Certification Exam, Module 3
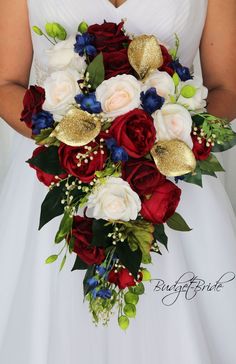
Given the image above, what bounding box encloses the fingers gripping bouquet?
[21,20,236,329]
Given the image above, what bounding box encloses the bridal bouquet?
[21,20,236,329]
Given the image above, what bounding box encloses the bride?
[0,0,236,363]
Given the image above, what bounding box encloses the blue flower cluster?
[105,138,129,163]
[32,110,54,135]
[75,93,102,114]
[140,87,165,114]
[74,33,97,57]
[87,265,112,299]
[170,60,192,81]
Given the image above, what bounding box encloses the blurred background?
[0,54,236,213]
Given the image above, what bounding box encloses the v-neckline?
[104,0,128,10]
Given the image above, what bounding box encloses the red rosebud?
[72,216,105,265]
[88,21,130,52]
[108,267,142,289]
[122,158,166,197]
[192,134,212,161]
[29,146,67,186]
[141,181,181,224]
[110,109,156,158]
[159,45,174,76]
[103,49,133,79]
[20,85,45,128]
[58,141,107,183]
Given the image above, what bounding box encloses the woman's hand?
[200,0,236,121]
[0,0,33,138]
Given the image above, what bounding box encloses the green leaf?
[27,145,66,175]
[212,132,236,152]
[154,224,168,250]
[183,167,203,187]
[39,180,66,230]
[166,212,192,232]
[45,255,58,264]
[34,128,58,146]
[91,219,112,247]
[59,255,67,271]
[55,210,73,244]
[199,153,224,173]
[71,255,89,271]
[115,243,142,279]
[86,53,105,89]
[83,265,96,296]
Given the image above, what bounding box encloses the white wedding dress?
[0,1,236,363]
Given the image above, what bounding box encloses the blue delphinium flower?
[74,33,97,57]
[105,138,128,163]
[95,288,112,299]
[75,93,102,114]
[170,60,192,81]
[96,265,106,277]
[87,277,99,289]
[174,175,186,184]
[32,110,54,135]
[140,87,165,114]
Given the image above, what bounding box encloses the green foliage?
[86,53,105,89]
[55,209,73,244]
[154,224,168,250]
[117,220,154,264]
[115,243,142,279]
[27,145,65,175]
[59,255,67,271]
[183,166,203,187]
[39,180,66,230]
[166,212,192,232]
[34,128,59,146]
[45,255,58,264]
[72,255,89,271]
[198,153,224,173]
[91,220,113,247]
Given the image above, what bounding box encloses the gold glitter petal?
[51,108,101,147]
[128,35,163,80]
[151,140,197,177]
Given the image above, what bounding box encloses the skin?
[0,0,236,139]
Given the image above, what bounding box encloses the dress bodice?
[27,0,208,70]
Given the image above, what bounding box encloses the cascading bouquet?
[21,20,236,329]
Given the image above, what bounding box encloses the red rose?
[141,181,181,224]
[108,267,142,289]
[192,134,212,161]
[58,141,107,183]
[122,158,166,197]
[20,85,45,128]
[103,49,133,79]
[72,216,105,265]
[29,146,67,186]
[159,45,174,76]
[110,109,156,158]
[88,21,130,52]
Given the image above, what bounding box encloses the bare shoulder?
[200,0,236,90]
[0,0,33,88]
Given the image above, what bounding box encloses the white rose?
[43,69,81,121]
[153,104,193,148]
[177,77,208,111]
[46,36,86,72]
[85,177,141,221]
[143,70,175,102]
[95,75,142,118]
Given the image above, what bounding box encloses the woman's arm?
[200,0,236,121]
[0,0,33,138]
